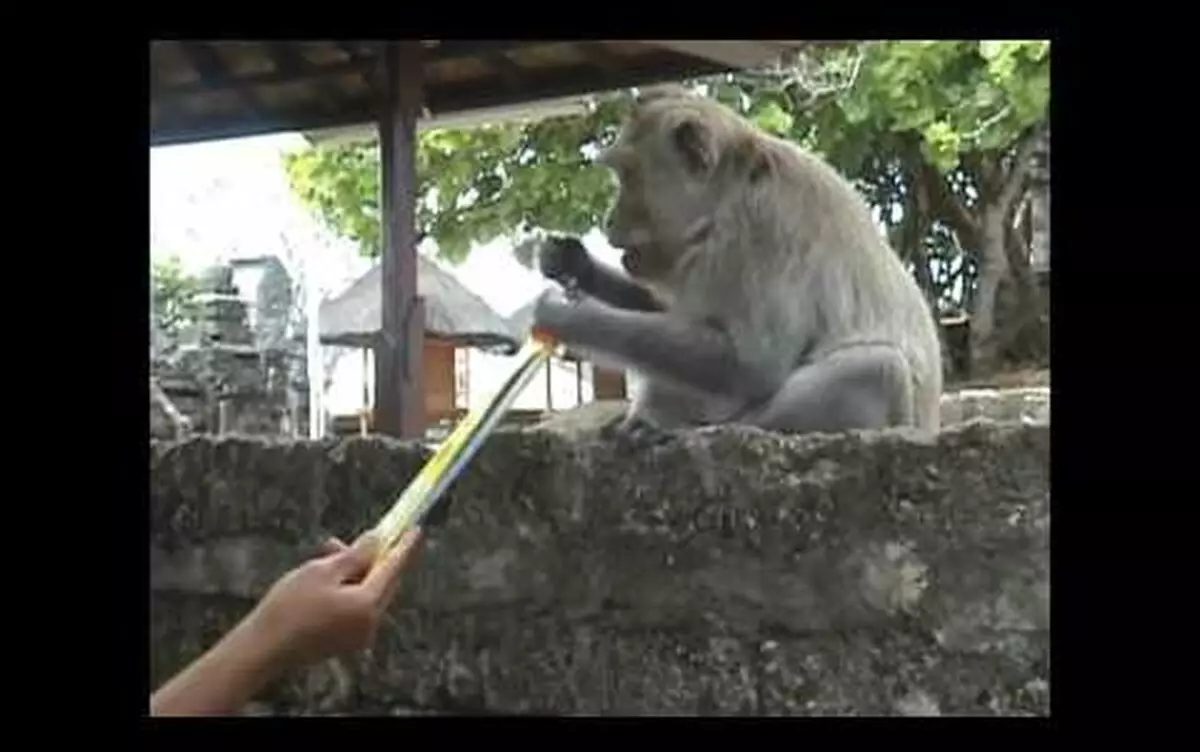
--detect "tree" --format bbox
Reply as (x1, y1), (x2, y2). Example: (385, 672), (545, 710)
(282, 40), (1049, 376)
(151, 253), (202, 345)
(282, 95), (632, 266)
(764, 40), (1051, 373)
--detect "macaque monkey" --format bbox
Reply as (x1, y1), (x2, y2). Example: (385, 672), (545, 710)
(531, 85), (942, 436)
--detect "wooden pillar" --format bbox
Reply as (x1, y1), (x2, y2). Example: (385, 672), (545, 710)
(593, 366), (627, 400)
(375, 41), (426, 439)
(359, 347), (370, 436)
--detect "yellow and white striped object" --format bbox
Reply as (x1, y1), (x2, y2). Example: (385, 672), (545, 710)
(370, 331), (562, 564)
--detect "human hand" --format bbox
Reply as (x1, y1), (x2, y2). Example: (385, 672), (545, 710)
(243, 528), (422, 673)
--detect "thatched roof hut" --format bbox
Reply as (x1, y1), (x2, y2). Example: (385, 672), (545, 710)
(319, 256), (520, 353)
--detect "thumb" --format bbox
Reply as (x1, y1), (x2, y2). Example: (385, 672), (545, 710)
(326, 531), (382, 581)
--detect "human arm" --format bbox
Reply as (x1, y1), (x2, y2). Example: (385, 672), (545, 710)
(148, 600), (286, 717)
(149, 528), (422, 717)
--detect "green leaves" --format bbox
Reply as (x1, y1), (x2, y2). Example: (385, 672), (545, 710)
(280, 40), (1049, 278)
(151, 253), (203, 340)
(750, 100), (793, 136)
(921, 119), (964, 173)
(788, 40), (1049, 178)
(283, 143), (382, 256)
(282, 105), (624, 265)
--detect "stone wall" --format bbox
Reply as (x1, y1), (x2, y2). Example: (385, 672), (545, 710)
(150, 420), (1049, 716)
(530, 386), (1051, 438)
(940, 387), (1050, 426)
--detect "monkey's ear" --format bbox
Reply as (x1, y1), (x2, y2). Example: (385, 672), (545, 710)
(672, 118), (715, 177)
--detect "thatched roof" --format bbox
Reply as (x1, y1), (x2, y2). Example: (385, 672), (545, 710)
(319, 255), (520, 352)
(150, 40), (813, 147)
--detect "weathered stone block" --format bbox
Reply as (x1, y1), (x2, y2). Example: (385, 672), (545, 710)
(941, 387), (1050, 426)
(757, 629), (1049, 716)
(150, 420), (1049, 716)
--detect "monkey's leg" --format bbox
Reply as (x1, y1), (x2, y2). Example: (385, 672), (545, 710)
(745, 344), (916, 434)
(534, 292), (775, 402)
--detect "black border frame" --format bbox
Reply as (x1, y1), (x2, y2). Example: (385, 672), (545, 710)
(33, 19), (1137, 742)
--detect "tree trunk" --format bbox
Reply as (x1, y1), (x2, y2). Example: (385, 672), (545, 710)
(1028, 128), (1051, 275)
(966, 122), (1047, 376)
(993, 197), (1049, 368)
(905, 167), (937, 310)
(995, 231), (1045, 367)
(969, 212), (1009, 375)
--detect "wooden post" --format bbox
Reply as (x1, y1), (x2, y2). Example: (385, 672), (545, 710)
(375, 41), (426, 439)
(359, 347), (370, 436)
(594, 365), (628, 400)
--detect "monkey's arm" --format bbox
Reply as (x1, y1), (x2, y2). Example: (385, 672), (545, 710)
(533, 291), (774, 401)
(582, 263), (665, 312)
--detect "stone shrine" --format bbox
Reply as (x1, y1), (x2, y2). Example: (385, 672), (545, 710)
(151, 258), (309, 438)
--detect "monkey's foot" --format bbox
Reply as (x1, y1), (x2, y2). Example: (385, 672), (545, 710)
(603, 415), (676, 448)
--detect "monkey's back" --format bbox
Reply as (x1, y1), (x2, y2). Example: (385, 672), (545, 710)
(671, 137), (943, 432)
(783, 146), (944, 430)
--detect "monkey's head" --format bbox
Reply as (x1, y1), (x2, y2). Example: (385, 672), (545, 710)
(598, 87), (772, 283)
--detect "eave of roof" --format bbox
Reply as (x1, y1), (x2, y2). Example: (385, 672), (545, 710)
(150, 40), (812, 148)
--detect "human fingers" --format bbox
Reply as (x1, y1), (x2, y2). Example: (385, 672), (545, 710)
(325, 531), (382, 582)
(317, 537), (349, 557)
(360, 527), (422, 605)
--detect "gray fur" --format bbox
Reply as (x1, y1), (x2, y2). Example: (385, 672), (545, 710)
(532, 86), (942, 435)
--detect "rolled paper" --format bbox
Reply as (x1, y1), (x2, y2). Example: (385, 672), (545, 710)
(369, 335), (561, 563)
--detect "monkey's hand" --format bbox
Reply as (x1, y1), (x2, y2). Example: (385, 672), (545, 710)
(530, 286), (586, 338)
(537, 235), (594, 290)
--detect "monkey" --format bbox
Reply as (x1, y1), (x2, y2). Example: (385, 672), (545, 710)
(529, 83), (943, 436)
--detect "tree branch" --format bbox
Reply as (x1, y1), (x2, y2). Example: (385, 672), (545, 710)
(901, 133), (980, 245)
(918, 160), (979, 247)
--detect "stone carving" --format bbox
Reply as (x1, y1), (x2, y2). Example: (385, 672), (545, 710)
(150, 378), (193, 440)
(232, 256), (311, 437)
(150, 256), (310, 438)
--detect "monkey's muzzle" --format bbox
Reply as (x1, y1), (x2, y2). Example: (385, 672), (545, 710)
(620, 248), (643, 276)
(621, 246), (667, 279)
